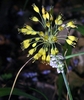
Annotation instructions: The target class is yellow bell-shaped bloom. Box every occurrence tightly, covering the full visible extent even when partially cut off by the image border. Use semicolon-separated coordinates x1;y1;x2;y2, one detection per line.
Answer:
66;39;76;47
42;54;46;61
42;14;46;20
19;28;27;33
42;6;45;14
25;25;33;30
29;48;36;55
34;53;41;60
35;37;40;41
55;15;63;25
46;12;49;20
55;48;59;54
55;19;63;25
38;48;44;54
46;22;50;27
58;26;64;31
25;30;34;35
68;36;78;42
46;55;50;62
21;40;30;50
39;31;44;37
31;17;39;22
32;4;40;13
32;43;37;47
31;31;37;35
57;15;62;20
51;48;55;55
66;21;77;28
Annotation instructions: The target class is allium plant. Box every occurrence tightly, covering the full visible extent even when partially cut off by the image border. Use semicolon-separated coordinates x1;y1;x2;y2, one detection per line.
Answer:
8;4;84;100
19;4;77;63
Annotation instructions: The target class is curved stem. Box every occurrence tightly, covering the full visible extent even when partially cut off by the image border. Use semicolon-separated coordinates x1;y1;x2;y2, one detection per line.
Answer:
8;57;33;100
62;71;73;100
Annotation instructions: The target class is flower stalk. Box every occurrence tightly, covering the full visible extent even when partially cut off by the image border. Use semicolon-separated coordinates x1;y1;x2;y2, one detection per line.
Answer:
62;71;73;100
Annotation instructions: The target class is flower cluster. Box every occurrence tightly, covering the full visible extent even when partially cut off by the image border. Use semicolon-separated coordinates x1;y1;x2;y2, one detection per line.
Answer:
19;4;78;64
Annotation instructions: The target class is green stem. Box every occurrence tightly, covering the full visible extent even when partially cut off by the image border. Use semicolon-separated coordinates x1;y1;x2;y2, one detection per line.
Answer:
65;52;84;59
62;71;73;100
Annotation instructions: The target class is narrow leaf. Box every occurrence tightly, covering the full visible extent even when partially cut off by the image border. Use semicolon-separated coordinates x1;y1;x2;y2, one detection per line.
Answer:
0;87;39;100
75;25;84;36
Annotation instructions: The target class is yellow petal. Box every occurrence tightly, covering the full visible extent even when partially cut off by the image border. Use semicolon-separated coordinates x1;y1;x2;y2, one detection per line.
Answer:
32;4;39;13
57;15;62;20
31;17;39;22
46;55;50;62
19;28;27;33
66;39;76;47
68;36;78;42
35;37;40;41
55;20;63;25
32;43;37;47
34;53;41;60
46;12;49;20
66;21;77;28
31;31;37;35
25;25;33;30
51;48;55;55
55;48;59;54
42;55;46;61
42;6;45;14
38;48;45;55
21;40;30;50
42;14;46;20
39;31;44;36
58;26;64;31
29;48;36;55
46;22;50;27
26;30;33;35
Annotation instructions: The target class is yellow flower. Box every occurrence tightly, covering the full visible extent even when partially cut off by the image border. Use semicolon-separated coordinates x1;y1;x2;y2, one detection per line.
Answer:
51;48;59;55
46;55;50;62
55;19;63;25
32;4;40;13
66;39;76;47
46;22;50;27
31;31;37;35
55;15;63;25
68;36;78;42
57;15;62;20
34;53;41;60
25;25;33;30
55;48;59;54
31;17;39;22
19;28;27;33
32;43;37;47
38;48;44;54
42;14;46;20
21;39;31;50
42;6;45;14
51;48;55;55
35;38;40;41
46;12;49;20
58;26;64;31
42;55;46;61
39;31;44;37
66;21;77;28
29;48;36;55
